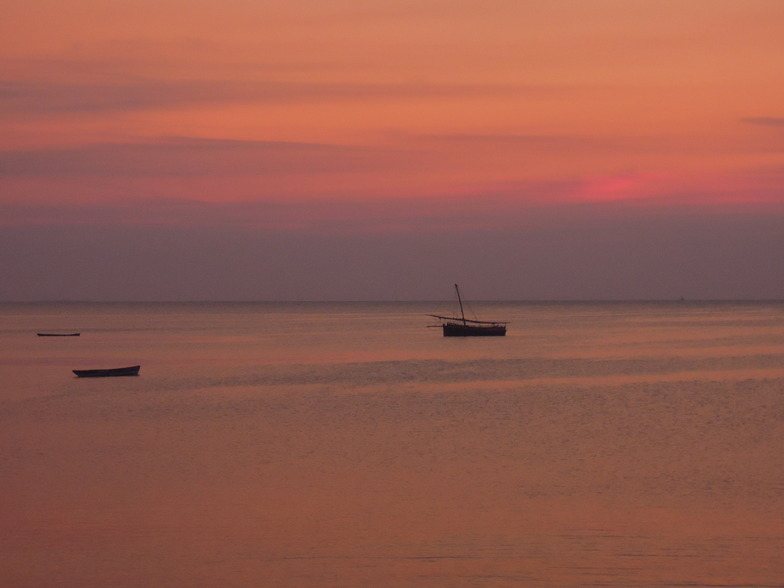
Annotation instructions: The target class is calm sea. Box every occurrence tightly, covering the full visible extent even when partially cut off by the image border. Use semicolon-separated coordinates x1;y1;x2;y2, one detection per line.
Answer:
1;301;783;587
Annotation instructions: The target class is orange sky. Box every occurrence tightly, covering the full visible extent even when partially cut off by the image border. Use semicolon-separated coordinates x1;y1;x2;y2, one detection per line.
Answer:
1;1;783;299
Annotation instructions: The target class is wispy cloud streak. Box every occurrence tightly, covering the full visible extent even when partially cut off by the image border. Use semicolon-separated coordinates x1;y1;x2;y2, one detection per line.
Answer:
743;117;784;127
3;173;781;234
0;137;411;177
0;77;538;115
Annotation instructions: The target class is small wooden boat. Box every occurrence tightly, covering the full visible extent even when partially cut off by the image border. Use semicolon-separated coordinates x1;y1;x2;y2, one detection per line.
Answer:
429;284;508;337
38;332;80;337
73;365;140;378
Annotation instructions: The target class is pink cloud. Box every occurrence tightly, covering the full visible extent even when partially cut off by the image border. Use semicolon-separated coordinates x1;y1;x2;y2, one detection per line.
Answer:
570;173;663;202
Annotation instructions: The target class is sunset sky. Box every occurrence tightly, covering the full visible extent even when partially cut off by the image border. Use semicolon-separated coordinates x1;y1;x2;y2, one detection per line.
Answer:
2;0;783;300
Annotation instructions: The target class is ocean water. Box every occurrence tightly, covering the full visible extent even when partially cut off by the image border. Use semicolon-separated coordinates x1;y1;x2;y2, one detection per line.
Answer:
1;301;783;587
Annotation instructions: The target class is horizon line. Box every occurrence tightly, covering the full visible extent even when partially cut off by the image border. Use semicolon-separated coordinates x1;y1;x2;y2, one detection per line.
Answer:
2;298;782;304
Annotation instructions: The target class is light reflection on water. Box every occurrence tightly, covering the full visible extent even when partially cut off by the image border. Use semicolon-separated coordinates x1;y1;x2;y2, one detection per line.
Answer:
1;301;783;586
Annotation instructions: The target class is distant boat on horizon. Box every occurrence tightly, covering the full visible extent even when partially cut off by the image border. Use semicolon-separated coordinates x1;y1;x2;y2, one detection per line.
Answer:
37;332;80;337
73;365;140;378
429;284;508;337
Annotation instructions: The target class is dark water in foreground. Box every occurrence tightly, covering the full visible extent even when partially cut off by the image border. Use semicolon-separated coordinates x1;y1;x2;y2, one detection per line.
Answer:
1;301;783;587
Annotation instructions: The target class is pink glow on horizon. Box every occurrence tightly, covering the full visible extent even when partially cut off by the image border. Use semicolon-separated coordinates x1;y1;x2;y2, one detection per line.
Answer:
570;173;664;203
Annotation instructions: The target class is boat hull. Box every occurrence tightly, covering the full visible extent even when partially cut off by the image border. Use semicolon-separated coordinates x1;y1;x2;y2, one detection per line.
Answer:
73;365;140;378
442;323;506;337
38;333;80;337
430;284;509;337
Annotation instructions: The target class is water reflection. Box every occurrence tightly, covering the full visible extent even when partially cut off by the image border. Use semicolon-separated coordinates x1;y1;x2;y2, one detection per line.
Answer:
1;302;783;586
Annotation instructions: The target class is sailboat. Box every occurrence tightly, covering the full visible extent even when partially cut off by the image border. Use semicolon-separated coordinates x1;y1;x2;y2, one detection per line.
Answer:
429;284;508;337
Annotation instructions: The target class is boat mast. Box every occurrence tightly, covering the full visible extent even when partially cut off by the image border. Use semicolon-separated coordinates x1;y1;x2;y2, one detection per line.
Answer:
454;283;467;325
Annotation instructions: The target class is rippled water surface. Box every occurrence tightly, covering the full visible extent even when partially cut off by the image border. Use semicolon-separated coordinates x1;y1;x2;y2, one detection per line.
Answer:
1;301;783;586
